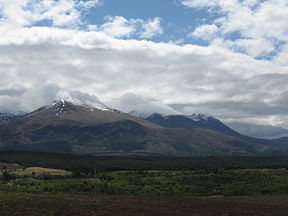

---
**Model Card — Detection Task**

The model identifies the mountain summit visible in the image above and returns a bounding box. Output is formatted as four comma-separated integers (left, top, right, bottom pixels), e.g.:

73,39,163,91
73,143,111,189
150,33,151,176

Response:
51,97,112,113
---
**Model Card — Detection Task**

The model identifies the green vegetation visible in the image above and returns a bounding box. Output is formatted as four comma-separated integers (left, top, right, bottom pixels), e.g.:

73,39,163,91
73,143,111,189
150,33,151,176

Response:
0,151,287,197
1,169,288,196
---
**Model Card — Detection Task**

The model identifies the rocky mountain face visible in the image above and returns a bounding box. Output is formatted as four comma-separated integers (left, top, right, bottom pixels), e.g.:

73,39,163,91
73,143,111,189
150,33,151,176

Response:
0,99,286,156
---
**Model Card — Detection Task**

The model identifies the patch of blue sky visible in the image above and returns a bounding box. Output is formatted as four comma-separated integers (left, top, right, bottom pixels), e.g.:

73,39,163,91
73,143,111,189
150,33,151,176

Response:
224,31,244,42
33,19,53,27
83,0,218,43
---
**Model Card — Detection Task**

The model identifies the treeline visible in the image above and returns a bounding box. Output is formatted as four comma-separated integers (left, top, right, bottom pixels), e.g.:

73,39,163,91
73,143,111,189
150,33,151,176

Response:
1,151,288,172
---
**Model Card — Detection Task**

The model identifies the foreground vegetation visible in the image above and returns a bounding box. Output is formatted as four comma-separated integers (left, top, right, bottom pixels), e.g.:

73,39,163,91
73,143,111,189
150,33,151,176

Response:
0,169,288,196
0,151,288,215
1,151,288,197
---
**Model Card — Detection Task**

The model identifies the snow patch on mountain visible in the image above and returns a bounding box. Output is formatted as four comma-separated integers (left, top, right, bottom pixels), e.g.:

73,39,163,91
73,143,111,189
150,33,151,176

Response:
49,96,113,116
188,113,212,121
147,113,213,122
64,96,112,111
0,111,25,120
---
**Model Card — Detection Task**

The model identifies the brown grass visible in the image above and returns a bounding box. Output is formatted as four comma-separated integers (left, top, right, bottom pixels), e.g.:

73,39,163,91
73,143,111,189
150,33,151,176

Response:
0,192,287,216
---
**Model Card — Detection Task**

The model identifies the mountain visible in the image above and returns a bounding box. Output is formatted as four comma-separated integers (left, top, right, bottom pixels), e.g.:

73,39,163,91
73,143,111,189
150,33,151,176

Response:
0,99,286,156
145,113,288,151
0,112,25,123
0,112,15,121
145,113,240,136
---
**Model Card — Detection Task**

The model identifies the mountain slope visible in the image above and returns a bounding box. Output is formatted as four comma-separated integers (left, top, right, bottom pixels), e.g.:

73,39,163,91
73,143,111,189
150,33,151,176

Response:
0,112,24,122
145,113,288,150
0,100,285,156
145,113,242,136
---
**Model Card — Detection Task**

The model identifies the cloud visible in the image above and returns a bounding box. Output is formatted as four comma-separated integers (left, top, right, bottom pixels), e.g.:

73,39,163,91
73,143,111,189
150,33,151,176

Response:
0,0,101,28
181,0,288,58
140,17,163,39
91,16,163,39
0,87,26,97
95,16,136,38
222,37,275,57
191,24,218,41
109,93,178,117
78,0,101,9
274,44,288,65
1,27,287,128
226,121,288,139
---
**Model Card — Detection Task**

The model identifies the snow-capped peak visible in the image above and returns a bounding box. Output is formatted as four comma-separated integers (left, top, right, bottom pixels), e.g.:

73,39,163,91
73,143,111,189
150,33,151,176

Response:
51,96,112,113
188,113,212,121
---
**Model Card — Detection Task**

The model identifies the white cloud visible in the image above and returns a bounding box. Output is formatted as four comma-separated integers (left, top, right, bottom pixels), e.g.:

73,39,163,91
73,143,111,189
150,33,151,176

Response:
78,0,101,9
0,0,101,28
182,0,288,58
96,16,136,38
94,16,163,39
274,44,288,65
140,17,163,39
223,38,275,57
191,24,218,41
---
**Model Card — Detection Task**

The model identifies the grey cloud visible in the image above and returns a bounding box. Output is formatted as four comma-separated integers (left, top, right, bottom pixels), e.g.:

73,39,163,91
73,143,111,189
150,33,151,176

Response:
226,121,288,139
0,96,22,113
70,90,103,104
109,93,178,117
170,101,288,119
20,83,61,111
0,88,25,97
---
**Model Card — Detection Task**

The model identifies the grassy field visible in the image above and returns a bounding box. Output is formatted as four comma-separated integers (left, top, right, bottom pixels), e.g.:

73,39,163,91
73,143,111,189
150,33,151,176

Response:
0,192,288,216
14,167,71,176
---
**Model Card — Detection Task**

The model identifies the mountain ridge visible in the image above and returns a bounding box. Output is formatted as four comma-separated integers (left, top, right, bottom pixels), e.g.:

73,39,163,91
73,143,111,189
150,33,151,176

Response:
0,98,287,156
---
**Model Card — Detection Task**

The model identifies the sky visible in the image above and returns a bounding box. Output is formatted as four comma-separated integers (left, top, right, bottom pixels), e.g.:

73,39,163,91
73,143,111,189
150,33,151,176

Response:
0,0,288,138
